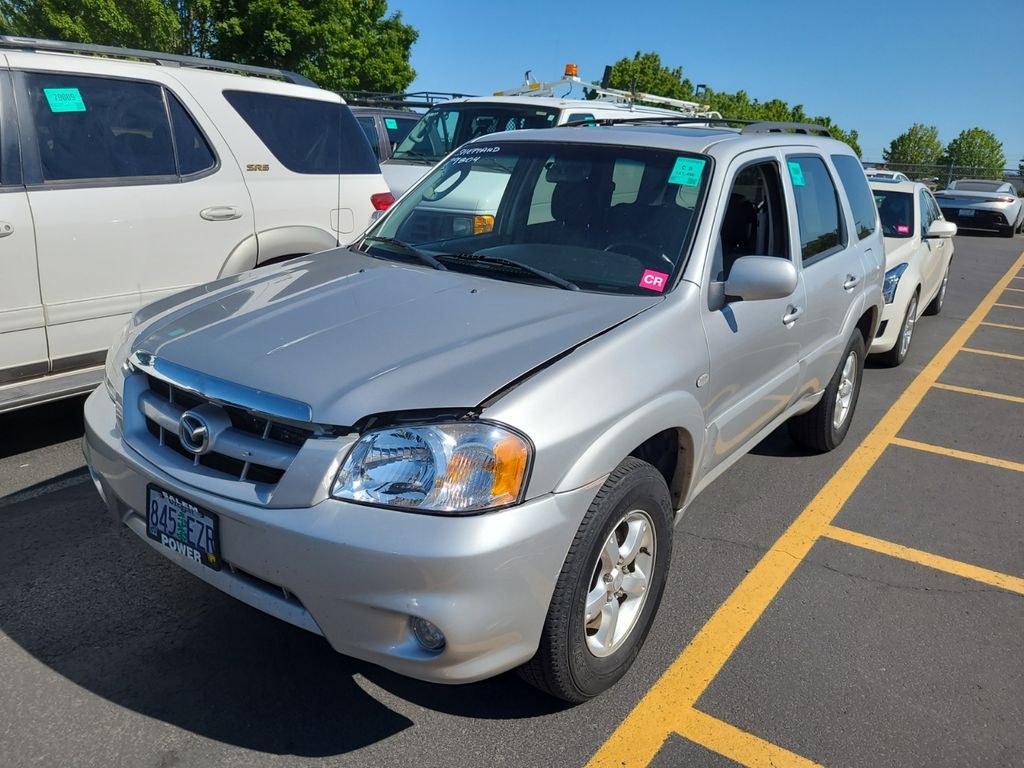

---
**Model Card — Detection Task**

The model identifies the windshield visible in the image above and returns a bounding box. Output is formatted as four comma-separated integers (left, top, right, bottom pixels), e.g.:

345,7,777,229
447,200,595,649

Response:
362,140,711,295
391,104,560,163
873,190,914,238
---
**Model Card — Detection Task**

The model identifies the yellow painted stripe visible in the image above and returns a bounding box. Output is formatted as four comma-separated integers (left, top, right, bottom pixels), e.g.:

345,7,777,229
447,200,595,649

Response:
890,436,1024,473
824,526,1024,595
980,321,1024,331
961,347,1024,362
674,708,823,768
933,382,1024,404
587,248,1024,768
994,302,1024,310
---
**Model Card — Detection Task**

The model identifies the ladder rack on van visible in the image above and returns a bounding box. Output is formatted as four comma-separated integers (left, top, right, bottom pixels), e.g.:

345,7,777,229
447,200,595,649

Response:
0,35,316,87
493,65,721,118
564,115,833,138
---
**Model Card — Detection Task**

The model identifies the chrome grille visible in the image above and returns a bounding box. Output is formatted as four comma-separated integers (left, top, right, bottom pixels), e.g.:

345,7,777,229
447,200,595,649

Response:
139,374,312,487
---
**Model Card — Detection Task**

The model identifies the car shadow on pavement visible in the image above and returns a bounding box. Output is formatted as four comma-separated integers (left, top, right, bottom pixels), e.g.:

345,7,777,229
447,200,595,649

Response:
747,423,821,458
0,395,88,459
0,483,566,759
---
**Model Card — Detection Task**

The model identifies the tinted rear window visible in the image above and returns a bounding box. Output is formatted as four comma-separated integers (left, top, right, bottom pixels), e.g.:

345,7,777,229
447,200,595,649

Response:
224,91,377,175
832,154,877,240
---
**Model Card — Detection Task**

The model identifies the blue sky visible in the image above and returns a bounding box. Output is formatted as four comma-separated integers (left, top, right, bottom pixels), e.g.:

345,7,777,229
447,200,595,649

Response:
388,0,1023,164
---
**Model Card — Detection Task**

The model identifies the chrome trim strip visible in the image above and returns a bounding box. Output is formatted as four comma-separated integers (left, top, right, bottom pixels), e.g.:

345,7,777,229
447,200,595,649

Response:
130,351,313,423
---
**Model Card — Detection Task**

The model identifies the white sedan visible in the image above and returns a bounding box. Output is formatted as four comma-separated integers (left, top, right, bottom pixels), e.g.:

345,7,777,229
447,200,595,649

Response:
870,180,957,366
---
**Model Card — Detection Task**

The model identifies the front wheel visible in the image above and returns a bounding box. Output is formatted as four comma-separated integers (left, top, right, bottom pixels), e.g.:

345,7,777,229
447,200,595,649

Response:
877,291,918,367
518,457,673,703
788,331,865,452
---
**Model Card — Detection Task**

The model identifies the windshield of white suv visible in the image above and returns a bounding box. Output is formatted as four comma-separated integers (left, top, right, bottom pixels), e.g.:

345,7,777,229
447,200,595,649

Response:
361,140,711,295
873,189,914,238
390,104,560,164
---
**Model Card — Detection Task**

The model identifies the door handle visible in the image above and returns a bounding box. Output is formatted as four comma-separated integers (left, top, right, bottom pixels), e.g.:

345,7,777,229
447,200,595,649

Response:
0,221,13,238
843,274,860,290
782,305,803,325
200,206,242,221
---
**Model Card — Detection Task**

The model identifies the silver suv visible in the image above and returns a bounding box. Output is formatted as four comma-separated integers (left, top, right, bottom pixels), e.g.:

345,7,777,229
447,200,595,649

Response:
84,120,884,702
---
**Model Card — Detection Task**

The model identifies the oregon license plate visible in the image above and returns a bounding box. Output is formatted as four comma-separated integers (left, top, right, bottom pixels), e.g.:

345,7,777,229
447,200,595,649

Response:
146,485,221,570
959,208,975,217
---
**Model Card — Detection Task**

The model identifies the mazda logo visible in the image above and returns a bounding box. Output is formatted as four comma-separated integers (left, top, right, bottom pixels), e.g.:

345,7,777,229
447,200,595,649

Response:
179,411,211,455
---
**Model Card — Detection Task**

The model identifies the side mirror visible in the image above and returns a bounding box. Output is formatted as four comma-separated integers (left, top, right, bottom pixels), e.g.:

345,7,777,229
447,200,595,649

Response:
723,256,799,301
927,220,957,239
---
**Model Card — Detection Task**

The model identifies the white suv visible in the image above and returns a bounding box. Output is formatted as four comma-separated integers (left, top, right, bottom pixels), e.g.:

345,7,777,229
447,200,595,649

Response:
0,37,391,413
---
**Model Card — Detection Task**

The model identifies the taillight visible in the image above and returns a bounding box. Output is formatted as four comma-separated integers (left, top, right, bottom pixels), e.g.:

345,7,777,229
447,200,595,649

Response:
371,192,395,211
998,196,1016,203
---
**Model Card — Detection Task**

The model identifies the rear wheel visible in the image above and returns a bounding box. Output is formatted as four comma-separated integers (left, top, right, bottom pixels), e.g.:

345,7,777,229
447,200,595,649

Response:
518,457,672,703
788,331,865,452
878,292,918,368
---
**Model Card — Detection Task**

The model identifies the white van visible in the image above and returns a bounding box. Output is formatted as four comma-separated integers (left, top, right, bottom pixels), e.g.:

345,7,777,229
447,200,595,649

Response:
0,37,391,412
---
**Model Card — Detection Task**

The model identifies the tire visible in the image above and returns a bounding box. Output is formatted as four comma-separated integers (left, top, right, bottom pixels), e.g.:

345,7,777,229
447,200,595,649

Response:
788,331,865,452
877,291,918,368
518,457,673,703
923,265,949,316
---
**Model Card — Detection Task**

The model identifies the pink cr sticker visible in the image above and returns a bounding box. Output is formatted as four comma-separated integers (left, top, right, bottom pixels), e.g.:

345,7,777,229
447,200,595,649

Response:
897,225,910,234
639,269,670,292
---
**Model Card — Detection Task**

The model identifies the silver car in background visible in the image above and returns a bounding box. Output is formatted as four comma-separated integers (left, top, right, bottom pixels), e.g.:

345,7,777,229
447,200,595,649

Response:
934,179,1023,237
84,122,883,702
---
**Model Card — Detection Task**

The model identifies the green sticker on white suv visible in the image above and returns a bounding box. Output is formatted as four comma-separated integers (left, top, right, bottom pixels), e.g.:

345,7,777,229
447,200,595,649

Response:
44,87,86,112
668,156,706,186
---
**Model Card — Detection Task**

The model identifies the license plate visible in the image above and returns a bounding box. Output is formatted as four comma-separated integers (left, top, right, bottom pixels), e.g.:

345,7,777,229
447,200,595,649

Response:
959,208,975,217
146,485,221,570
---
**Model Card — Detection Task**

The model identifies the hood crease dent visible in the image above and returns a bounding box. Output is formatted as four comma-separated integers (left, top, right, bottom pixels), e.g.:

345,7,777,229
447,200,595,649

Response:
136,250,662,426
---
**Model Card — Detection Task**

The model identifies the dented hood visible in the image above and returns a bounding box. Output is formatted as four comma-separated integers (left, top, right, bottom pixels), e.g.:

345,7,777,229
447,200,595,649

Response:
135,249,661,426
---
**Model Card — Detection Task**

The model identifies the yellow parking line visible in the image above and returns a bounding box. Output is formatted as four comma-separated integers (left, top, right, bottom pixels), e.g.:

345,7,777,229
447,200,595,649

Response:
993,302,1024,310
587,248,1024,768
980,321,1024,331
674,708,823,768
824,526,1024,595
961,347,1024,362
932,382,1024,405
890,437,1024,473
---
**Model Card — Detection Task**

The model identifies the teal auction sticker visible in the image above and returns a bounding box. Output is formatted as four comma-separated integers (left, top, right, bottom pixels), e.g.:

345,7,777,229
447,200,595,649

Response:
384,117,398,130
668,156,706,187
787,160,806,186
44,87,86,113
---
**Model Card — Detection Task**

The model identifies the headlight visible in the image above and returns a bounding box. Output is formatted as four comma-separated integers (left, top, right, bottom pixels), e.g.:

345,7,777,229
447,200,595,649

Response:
332,422,531,514
882,263,909,304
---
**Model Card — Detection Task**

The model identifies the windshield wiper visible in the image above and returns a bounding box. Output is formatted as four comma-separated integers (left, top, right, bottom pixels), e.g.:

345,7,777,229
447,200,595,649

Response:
438,252,579,291
361,236,448,271
391,149,439,164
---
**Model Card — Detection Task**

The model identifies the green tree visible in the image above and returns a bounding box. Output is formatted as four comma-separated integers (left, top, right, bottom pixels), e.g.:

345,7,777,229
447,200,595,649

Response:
209,0,416,92
0,0,417,92
0,0,180,51
597,51,860,156
941,127,1006,179
882,123,943,172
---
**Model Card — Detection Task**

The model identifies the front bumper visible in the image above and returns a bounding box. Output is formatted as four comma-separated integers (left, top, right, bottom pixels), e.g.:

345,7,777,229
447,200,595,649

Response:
83,387,599,684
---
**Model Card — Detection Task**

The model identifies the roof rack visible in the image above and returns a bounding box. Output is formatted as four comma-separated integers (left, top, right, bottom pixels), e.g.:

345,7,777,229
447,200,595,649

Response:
338,90,476,109
494,66,721,118
0,35,317,87
564,115,835,138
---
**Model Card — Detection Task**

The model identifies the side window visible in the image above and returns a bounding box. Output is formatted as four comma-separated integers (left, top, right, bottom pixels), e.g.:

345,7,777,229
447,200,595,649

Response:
787,155,844,262
831,154,877,240
356,116,381,160
24,72,175,181
919,189,936,237
566,112,596,126
224,91,378,174
384,115,416,147
713,161,790,281
926,192,943,223
166,93,215,176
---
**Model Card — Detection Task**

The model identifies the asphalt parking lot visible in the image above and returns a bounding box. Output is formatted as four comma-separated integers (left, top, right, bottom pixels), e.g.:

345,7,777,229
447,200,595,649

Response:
1,235,1021,768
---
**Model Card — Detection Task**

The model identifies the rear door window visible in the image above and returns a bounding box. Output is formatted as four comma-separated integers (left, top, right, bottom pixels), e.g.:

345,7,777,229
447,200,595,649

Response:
787,155,845,262
167,94,216,175
831,154,877,240
23,72,176,181
383,115,417,147
224,91,378,174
